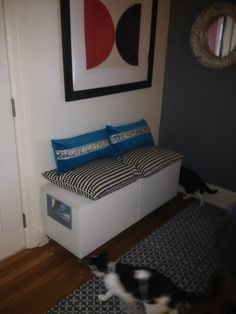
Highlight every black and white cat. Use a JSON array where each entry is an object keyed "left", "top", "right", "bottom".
[
  {"left": 179, "top": 167, "right": 218, "bottom": 207},
  {"left": 87, "top": 250, "right": 208, "bottom": 314}
]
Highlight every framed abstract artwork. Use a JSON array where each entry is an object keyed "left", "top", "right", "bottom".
[{"left": 60, "top": 0, "right": 158, "bottom": 101}]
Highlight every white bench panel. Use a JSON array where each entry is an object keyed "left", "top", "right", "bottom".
[
  {"left": 78, "top": 181, "right": 139, "bottom": 257},
  {"left": 138, "top": 160, "right": 181, "bottom": 219}
]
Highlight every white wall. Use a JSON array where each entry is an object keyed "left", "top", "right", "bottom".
[{"left": 4, "top": 0, "right": 171, "bottom": 247}]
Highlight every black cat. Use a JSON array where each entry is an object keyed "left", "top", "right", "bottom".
[
  {"left": 87, "top": 250, "right": 213, "bottom": 314},
  {"left": 179, "top": 167, "right": 218, "bottom": 206}
]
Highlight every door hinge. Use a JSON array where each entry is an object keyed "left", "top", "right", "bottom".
[
  {"left": 11, "top": 98, "right": 16, "bottom": 117},
  {"left": 22, "top": 213, "right": 27, "bottom": 228}
]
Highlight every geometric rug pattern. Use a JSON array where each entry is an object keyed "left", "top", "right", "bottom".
[{"left": 47, "top": 201, "right": 227, "bottom": 314}]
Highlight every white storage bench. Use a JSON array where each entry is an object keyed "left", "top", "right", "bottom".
[
  {"left": 41, "top": 146, "right": 182, "bottom": 258},
  {"left": 42, "top": 180, "right": 139, "bottom": 258}
]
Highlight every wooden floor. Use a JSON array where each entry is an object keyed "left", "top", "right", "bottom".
[{"left": 0, "top": 195, "right": 227, "bottom": 314}]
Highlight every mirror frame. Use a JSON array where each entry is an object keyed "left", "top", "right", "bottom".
[{"left": 190, "top": 3, "right": 236, "bottom": 69}]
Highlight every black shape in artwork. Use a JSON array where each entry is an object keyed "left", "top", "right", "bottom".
[{"left": 116, "top": 4, "right": 141, "bottom": 66}]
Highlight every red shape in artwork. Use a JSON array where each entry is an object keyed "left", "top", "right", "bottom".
[{"left": 84, "top": 0, "right": 115, "bottom": 69}]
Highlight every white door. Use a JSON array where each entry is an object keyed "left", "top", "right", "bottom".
[{"left": 0, "top": 1, "right": 25, "bottom": 260}]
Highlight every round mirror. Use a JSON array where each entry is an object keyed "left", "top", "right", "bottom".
[
  {"left": 207, "top": 15, "right": 236, "bottom": 58},
  {"left": 190, "top": 3, "right": 236, "bottom": 69}
]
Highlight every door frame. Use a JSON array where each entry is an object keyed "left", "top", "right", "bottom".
[
  {"left": 3, "top": 0, "right": 45, "bottom": 248},
  {"left": 0, "top": 0, "right": 26, "bottom": 258}
]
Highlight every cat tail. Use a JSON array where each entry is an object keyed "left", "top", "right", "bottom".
[{"left": 204, "top": 183, "right": 218, "bottom": 195}]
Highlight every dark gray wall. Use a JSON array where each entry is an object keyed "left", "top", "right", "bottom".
[{"left": 159, "top": 0, "right": 236, "bottom": 192}]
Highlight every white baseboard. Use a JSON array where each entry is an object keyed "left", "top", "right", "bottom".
[
  {"left": 179, "top": 184, "right": 236, "bottom": 210},
  {"left": 205, "top": 183, "right": 236, "bottom": 209}
]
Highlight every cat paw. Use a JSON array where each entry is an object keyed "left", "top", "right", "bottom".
[{"left": 98, "top": 294, "right": 107, "bottom": 301}]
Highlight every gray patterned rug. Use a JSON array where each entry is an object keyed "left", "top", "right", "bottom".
[{"left": 47, "top": 201, "right": 226, "bottom": 314}]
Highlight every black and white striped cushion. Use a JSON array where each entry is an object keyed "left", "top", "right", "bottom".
[
  {"left": 117, "top": 145, "right": 183, "bottom": 177},
  {"left": 42, "top": 158, "right": 138, "bottom": 200}
]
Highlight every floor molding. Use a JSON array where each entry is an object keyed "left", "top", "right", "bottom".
[
  {"left": 204, "top": 183, "right": 236, "bottom": 209},
  {"left": 179, "top": 184, "right": 236, "bottom": 210}
]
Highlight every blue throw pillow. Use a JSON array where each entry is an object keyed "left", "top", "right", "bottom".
[
  {"left": 51, "top": 129, "right": 112, "bottom": 174},
  {"left": 106, "top": 119, "right": 154, "bottom": 157}
]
